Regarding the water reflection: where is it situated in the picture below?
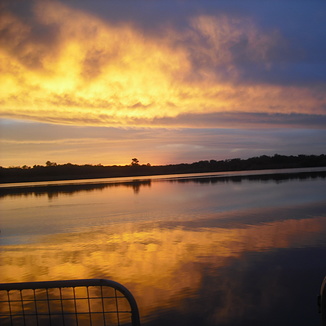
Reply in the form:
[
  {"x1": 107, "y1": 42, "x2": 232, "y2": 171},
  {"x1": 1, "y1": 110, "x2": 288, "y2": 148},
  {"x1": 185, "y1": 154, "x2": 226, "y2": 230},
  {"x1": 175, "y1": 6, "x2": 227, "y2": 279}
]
[
  {"x1": 0, "y1": 179, "x2": 152, "y2": 198},
  {"x1": 1, "y1": 212, "x2": 326, "y2": 325},
  {"x1": 1, "y1": 170, "x2": 325, "y2": 198},
  {"x1": 167, "y1": 170, "x2": 326, "y2": 185},
  {"x1": 1, "y1": 169, "x2": 326, "y2": 325}
]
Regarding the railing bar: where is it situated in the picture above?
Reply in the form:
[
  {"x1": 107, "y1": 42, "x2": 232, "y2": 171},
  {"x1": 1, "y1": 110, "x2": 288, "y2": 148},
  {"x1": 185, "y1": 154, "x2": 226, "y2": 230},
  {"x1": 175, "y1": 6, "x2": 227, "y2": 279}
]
[
  {"x1": 20, "y1": 290, "x2": 26, "y2": 326},
  {"x1": 3, "y1": 296, "x2": 126, "y2": 303},
  {"x1": 87, "y1": 286, "x2": 93, "y2": 326},
  {"x1": 0, "y1": 311, "x2": 132, "y2": 316},
  {"x1": 6, "y1": 291, "x2": 14, "y2": 326},
  {"x1": 46, "y1": 288, "x2": 52, "y2": 326},
  {"x1": 0, "y1": 279, "x2": 135, "y2": 291},
  {"x1": 73, "y1": 287, "x2": 79, "y2": 326},
  {"x1": 59, "y1": 287, "x2": 66, "y2": 326},
  {"x1": 0, "y1": 295, "x2": 124, "y2": 301},
  {"x1": 115, "y1": 288, "x2": 120, "y2": 326},
  {"x1": 0, "y1": 294, "x2": 124, "y2": 302},
  {"x1": 0, "y1": 297, "x2": 122, "y2": 303},
  {"x1": 100, "y1": 286, "x2": 106, "y2": 325},
  {"x1": 33, "y1": 289, "x2": 40, "y2": 326}
]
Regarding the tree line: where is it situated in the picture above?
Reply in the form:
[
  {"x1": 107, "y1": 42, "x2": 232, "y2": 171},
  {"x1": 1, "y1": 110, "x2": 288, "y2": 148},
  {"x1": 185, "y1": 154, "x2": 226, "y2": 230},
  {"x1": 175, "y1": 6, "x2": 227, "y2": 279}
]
[{"x1": 1, "y1": 154, "x2": 326, "y2": 183}]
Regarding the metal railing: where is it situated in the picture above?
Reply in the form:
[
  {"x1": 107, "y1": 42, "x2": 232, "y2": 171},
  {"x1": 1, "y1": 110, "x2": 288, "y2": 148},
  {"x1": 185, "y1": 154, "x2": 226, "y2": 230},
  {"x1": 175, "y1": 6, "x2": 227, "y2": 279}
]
[{"x1": 0, "y1": 279, "x2": 141, "y2": 326}]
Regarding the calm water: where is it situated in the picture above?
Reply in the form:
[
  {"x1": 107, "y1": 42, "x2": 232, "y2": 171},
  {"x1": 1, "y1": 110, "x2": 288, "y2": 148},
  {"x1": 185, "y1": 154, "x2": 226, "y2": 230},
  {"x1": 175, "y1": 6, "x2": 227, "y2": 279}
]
[{"x1": 1, "y1": 168, "x2": 326, "y2": 325}]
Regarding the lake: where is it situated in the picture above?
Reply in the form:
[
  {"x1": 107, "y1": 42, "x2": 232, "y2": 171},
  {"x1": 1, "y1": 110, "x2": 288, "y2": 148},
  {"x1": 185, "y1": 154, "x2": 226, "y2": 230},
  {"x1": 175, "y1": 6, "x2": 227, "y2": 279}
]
[{"x1": 1, "y1": 168, "x2": 326, "y2": 325}]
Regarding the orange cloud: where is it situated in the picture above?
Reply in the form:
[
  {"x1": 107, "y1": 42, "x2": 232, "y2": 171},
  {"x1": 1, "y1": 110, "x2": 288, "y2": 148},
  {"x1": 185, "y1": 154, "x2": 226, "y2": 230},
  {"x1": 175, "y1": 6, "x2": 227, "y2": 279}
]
[{"x1": 0, "y1": 1, "x2": 324, "y2": 127}]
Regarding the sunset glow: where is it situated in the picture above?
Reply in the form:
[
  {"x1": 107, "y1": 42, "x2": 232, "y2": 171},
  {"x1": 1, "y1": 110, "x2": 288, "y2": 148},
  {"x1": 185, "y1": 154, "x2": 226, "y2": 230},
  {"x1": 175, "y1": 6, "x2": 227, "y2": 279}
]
[{"x1": 1, "y1": 1, "x2": 325, "y2": 166}]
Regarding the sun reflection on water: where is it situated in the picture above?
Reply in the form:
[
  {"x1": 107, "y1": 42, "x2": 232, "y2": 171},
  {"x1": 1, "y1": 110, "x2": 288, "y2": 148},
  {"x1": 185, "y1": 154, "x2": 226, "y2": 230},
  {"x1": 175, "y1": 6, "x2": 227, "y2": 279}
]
[
  {"x1": 1, "y1": 214, "x2": 326, "y2": 323},
  {"x1": 1, "y1": 172, "x2": 326, "y2": 325}
]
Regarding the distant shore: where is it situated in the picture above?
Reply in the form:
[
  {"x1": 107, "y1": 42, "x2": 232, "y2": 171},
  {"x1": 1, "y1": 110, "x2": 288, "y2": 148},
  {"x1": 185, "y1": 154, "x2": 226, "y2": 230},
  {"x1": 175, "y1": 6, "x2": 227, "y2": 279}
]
[
  {"x1": 1, "y1": 154, "x2": 326, "y2": 184},
  {"x1": 1, "y1": 167, "x2": 326, "y2": 199}
]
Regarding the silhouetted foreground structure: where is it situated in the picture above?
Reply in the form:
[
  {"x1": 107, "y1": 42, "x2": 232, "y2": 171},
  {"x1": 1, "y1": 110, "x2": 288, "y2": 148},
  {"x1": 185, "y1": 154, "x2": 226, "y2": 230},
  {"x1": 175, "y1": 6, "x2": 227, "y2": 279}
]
[
  {"x1": 0, "y1": 279, "x2": 141, "y2": 326},
  {"x1": 1, "y1": 154, "x2": 326, "y2": 183}
]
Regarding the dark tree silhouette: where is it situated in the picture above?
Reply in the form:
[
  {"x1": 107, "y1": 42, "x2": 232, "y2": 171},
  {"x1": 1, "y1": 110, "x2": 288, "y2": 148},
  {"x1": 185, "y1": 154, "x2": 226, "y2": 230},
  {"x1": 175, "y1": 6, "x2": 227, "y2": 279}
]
[
  {"x1": 46, "y1": 161, "x2": 57, "y2": 167},
  {"x1": 131, "y1": 158, "x2": 140, "y2": 166},
  {"x1": 1, "y1": 154, "x2": 325, "y2": 183}
]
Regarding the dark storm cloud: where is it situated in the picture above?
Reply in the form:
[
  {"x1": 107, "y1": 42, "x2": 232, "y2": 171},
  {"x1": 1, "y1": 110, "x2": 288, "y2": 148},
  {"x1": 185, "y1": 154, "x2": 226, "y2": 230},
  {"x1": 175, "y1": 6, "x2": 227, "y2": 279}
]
[
  {"x1": 2, "y1": 0, "x2": 326, "y2": 96},
  {"x1": 65, "y1": 0, "x2": 326, "y2": 86},
  {"x1": 0, "y1": 1, "x2": 60, "y2": 70}
]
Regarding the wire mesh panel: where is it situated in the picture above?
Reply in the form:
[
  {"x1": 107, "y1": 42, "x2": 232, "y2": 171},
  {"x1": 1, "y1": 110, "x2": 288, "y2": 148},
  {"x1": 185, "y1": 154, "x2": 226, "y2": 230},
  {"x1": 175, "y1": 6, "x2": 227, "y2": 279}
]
[{"x1": 0, "y1": 279, "x2": 141, "y2": 326}]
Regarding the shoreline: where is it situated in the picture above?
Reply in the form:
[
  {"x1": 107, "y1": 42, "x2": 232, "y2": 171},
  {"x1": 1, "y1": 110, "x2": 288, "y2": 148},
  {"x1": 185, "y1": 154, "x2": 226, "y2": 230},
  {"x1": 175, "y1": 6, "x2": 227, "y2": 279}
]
[
  {"x1": 1, "y1": 166, "x2": 326, "y2": 194},
  {"x1": 2, "y1": 154, "x2": 326, "y2": 185}
]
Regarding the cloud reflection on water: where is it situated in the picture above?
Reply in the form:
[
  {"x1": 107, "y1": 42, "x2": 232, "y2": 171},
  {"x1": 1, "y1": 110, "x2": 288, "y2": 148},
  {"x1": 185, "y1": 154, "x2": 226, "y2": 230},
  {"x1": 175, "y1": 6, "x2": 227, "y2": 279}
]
[
  {"x1": 1, "y1": 211, "x2": 325, "y2": 324},
  {"x1": 1, "y1": 170, "x2": 326, "y2": 325}
]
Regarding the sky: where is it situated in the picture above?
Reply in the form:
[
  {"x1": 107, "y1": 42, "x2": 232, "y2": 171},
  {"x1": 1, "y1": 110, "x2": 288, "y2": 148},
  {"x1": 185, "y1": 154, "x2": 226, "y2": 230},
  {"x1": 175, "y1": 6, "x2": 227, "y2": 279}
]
[{"x1": 1, "y1": 0, "x2": 326, "y2": 167}]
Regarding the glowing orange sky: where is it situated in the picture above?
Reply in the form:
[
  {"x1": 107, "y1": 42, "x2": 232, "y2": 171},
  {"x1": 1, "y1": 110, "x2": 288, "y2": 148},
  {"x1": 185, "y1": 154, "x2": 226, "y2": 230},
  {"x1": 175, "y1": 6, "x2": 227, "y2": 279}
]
[
  {"x1": 0, "y1": 1, "x2": 325, "y2": 166},
  {"x1": 1, "y1": 1, "x2": 324, "y2": 125}
]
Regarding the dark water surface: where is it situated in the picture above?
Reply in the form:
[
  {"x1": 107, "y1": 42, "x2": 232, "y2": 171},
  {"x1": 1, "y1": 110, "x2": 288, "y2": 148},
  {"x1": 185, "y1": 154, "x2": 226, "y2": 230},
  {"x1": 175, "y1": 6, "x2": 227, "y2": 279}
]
[{"x1": 1, "y1": 168, "x2": 326, "y2": 325}]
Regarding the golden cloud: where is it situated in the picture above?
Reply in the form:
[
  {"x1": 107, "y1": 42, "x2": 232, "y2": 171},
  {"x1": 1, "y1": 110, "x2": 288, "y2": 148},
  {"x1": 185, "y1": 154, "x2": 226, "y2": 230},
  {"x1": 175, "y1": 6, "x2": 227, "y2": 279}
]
[{"x1": 0, "y1": 1, "x2": 324, "y2": 127}]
